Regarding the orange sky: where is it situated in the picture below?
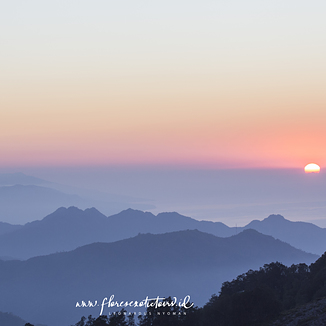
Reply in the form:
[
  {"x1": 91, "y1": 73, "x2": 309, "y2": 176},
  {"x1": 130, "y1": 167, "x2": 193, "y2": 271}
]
[{"x1": 1, "y1": 1, "x2": 325, "y2": 169}]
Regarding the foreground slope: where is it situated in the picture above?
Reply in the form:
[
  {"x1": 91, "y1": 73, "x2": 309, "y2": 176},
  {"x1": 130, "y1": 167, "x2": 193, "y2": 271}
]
[
  {"x1": 268, "y1": 298, "x2": 326, "y2": 326},
  {"x1": 201, "y1": 252, "x2": 326, "y2": 326}
]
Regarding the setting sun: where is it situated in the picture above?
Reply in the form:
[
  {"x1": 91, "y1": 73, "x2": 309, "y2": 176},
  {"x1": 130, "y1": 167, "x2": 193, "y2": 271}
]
[{"x1": 304, "y1": 163, "x2": 321, "y2": 173}]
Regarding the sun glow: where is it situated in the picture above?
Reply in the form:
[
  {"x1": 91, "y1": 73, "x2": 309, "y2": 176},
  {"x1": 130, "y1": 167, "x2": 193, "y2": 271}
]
[{"x1": 304, "y1": 163, "x2": 321, "y2": 173}]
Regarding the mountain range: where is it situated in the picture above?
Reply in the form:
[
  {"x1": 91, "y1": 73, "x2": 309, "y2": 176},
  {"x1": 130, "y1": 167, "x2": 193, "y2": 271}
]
[
  {"x1": 0, "y1": 207, "x2": 325, "y2": 260},
  {"x1": 0, "y1": 229, "x2": 317, "y2": 326}
]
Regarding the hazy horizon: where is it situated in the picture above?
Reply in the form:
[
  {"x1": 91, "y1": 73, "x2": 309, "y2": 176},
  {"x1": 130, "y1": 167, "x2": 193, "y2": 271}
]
[{"x1": 1, "y1": 167, "x2": 325, "y2": 227}]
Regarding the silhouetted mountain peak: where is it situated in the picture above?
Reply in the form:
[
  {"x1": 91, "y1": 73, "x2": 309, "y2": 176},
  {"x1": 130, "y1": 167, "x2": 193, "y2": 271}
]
[
  {"x1": 55, "y1": 206, "x2": 77, "y2": 213},
  {"x1": 238, "y1": 228, "x2": 261, "y2": 235},
  {"x1": 109, "y1": 208, "x2": 155, "y2": 219},
  {"x1": 42, "y1": 206, "x2": 81, "y2": 220},
  {"x1": 124, "y1": 208, "x2": 141, "y2": 213},
  {"x1": 156, "y1": 211, "x2": 194, "y2": 221},
  {"x1": 42, "y1": 206, "x2": 106, "y2": 222},
  {"x1": 232, "y1": 228, "x2": 275, "y2": 241},
  {"x1": 266, "y1": 214, "x2": 286, "y2": 221},
  {"x1": 84, "y1": 207, "x2": 102, "y2": 214},
  {"x1": 245, "y1": 214, "x2": 287, "y2": 228}
]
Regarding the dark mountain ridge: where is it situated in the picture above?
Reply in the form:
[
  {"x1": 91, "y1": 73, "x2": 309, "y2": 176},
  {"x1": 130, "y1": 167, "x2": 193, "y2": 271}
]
[
  {"x1": 0, "y1": 206, "x2": 234, "y2": 260},
  {"x1": 243, "y1": 214, "x2": 326, "y2": 255},
  {"x1": 1, "y1": 207, "x2": 325, "y2": 259}
]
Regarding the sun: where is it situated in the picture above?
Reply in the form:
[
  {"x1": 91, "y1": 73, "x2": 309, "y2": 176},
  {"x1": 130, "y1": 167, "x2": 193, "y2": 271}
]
[{"x1": 304, "y1": 163, "x2": 321, "y2": 173}]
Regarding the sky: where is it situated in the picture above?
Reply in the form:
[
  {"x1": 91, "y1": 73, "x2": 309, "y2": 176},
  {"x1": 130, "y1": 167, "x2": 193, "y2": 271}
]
[
  {"x1": 1, "y1": 0, "x2": 326, "y2": 169},
  {"x1": 1, "y1": 1, "x2": 326, "y2": 227}
]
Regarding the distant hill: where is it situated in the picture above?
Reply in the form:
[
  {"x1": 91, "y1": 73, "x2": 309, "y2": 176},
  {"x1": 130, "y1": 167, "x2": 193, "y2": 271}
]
[
  {"x1": 0, "y1": 175, "x2": 154, "y2": 224},
  {"x1": 0, "y1": 221, "x2": 22, "y2": 236},
  {"x1": 107, "y1": 207, "x2": 232, "y2": 238},
  {"x1": 0, "y1": 172, "x2": 49, "y2": 186},
  {"x1": 243, "y1": 214, "x2": 326, "y2": 255},
  {"x1": 0, "y1": 206, "x2": 114, "y2": 259},
  {"x1": 0, "y1": 207, "x2": 233, "y2": 259},
  {"x1": 0, "y1": 229, "x2": 317, "y2": 326},
  {"x1": 1, "y1": 208, "x2": 325, "y2": 259},
  {"x1": 0, "y1": 185, "x2": 87, "y2": 224}
]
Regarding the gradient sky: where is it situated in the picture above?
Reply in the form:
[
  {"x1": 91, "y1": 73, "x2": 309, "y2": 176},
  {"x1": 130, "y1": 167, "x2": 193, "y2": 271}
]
[{"x1": 1, "y1": 0, "x2": 325, "y2": 168}]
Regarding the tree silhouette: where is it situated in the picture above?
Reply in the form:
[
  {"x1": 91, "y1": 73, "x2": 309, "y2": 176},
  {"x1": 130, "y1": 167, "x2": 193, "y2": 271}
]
[
  {"x1": 74, "y1": 316, "x2": 86, "y2": 326},
  {"x1": 126, "y1": 313, "x2": 136, "y2": 326},
  {"x1": 93, "y1": 315, "x2": 109, "y2": 326},
  {"x1": 71, "y1": 253, "x2": 326, "y2": 326},
  {"x1": 85, "y1": 315, "x2": 96, "y2": 326}
]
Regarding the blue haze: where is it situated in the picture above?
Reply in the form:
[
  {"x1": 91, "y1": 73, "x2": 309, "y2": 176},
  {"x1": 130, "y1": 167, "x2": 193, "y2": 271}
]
[{"x1": 4, "y1": 166, "x2": 325, "y2": 227}]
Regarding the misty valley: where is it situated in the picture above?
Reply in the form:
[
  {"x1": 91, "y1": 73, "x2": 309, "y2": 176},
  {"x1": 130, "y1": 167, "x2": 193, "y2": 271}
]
[{"x1": 0, "y1": 173, "x2": 325, "y2": 326}]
